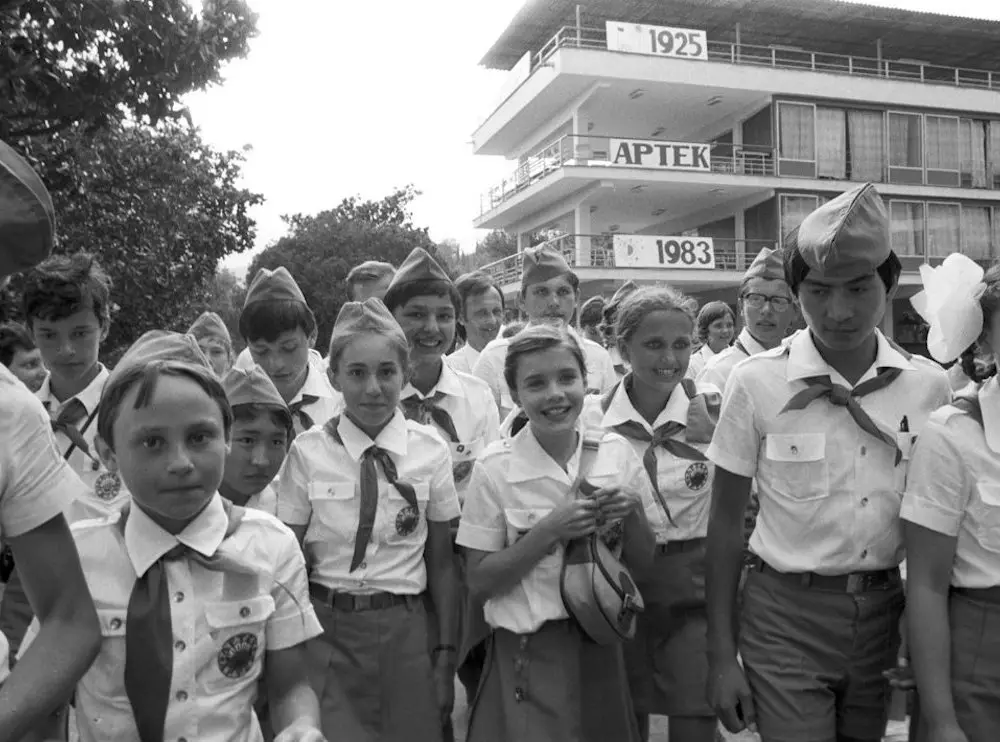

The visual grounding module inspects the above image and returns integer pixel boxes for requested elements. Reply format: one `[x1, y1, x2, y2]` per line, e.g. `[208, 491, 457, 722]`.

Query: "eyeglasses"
[742, 293, 793, 313]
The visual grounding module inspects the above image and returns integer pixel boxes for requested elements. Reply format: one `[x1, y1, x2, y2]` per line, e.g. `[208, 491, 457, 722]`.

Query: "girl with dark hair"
[687, 301, 735, 379]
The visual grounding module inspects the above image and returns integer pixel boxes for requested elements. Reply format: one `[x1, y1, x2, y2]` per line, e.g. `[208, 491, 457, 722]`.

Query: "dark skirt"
[467, 620, 640, 742]
[949, 590, 1000, 742]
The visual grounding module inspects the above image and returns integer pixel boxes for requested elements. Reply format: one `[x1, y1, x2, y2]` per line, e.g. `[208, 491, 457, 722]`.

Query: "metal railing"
[479, 234, 777, 285]
[480, 135, 775, 215]
[529, 25, 998, 90]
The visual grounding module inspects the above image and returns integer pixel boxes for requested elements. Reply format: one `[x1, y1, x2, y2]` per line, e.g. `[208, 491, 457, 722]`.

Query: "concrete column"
[574, 204, 592, 267]
[516, 231, 528, 252]
[881, 297, 896, 338]
[734, 209, 747, 272]
[572, 110, 592, 161]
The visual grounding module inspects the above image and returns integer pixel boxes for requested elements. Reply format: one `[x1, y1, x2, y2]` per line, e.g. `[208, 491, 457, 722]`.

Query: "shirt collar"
[507, 423, 582, 485]
[124, 493, 228, 577]
[785, 329, 914, 385]
[601, 376, 689, 432]
[401, 359, 464, 400]
[36, 364, 109, 416]
[979, 378, 1000, 454]
[336, 408, 409, 461]
[737, 328, 767, 356]
[290, 365, 336, 405]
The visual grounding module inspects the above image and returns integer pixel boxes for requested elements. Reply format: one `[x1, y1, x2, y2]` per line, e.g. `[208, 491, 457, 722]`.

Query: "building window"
[847, 110, 884, 182]
[994, 207, 1000, 255]
[890, 200, 925, 257]
[889, 112, 923, 184]
[926, 203, 960, 258]
[779, 102, 815, 161]
[817, 108, 846, 179]
[960, 119, 989, 188]
[779, 194, 818, 240]
[963, 206, 992, 260]
[925, 116, 959, 186]
[991, 122, 1000, 189]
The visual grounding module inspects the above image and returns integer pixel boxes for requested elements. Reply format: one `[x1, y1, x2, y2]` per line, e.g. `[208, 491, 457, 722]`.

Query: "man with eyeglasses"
[698, 247, 797, 393]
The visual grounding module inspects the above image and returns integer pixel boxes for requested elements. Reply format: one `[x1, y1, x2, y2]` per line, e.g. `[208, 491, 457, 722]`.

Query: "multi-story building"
[472, 0, 1000, 350]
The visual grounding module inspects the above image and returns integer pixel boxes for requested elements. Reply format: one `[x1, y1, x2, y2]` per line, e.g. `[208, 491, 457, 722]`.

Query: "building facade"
[471, 0, 1000, 352]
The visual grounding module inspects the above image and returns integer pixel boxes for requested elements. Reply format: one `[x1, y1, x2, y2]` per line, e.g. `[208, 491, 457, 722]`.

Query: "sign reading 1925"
[605, 21, 709, 61]
[613, 235, 716, 270]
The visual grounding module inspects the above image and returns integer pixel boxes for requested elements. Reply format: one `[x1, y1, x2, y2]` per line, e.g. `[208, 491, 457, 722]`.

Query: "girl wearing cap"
[580, 286, 722, 742]
[902, 255, 1000, 742]
[601, 281, 639, 379]
[458, 324, 660, 742]
[277, 299, 460, 742]
[686, 302, 735, 380]
[189, 311, 235, 377]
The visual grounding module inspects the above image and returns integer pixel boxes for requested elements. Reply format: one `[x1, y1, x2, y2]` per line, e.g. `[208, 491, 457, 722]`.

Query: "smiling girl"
[687, 301, 735, 379]
[582, 286, 721, 742]
[458, 325, 660, 742]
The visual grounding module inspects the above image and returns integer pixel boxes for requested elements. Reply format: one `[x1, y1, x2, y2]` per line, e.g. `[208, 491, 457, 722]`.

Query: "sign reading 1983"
[605, 21, 709, 61]
[613, 235, 716, 270]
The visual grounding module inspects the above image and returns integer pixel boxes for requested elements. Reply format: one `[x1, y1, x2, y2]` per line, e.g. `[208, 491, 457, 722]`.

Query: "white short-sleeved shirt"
[901, 378, 1000, 588]
[446, 343, 481, 376]
[64, 494, 321, 742]
[278, 411, 461, 595]
[582, 378, 721, 543]
[697, 329, 766, 393]
[472, 325, 617, 419]
[686, 343, 720, 380]
[456, 424, 661, 635]
[706, 329, 951, 574]
[36, 365, 109, 490]
[401, 362, 500, 498]
[246, 484, 277, 518]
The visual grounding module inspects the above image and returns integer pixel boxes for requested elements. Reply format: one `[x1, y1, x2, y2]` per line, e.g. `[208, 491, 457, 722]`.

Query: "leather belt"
[654, 537, 706, 555]
[751, 558, 900, 594]
[952, 585, 1000, 605]
[309, 583, 420, 612]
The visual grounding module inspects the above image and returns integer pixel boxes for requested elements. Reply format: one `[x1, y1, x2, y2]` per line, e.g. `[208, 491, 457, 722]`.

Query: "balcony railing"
[479, 234, 777, 285]
[529, 25, 998, 90]
[480, 135, 775, 215]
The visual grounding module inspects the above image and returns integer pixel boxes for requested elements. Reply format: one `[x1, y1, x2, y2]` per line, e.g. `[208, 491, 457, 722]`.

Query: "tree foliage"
[472, 230, 517, 267]
[0, 0, 258, 141]
[247, 186, 449, 352]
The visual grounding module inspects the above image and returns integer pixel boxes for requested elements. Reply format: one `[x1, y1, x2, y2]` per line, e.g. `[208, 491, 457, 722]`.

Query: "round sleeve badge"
[218, 632, 259, 679]
[395, 505, 420, 537]
[452, 460, 474, 485]
[94, 471, 122, 501]
[684, 462, 710, 491]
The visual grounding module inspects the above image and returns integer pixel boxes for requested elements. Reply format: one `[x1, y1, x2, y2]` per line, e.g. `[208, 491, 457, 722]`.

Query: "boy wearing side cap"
[698, 248, 798, 394]
[189, 311, 234, 377]
[235, 267, 340, 435]
[220, 366, 292, 517]
[472, 245, 617, 420]
[705, 184, 951, 742]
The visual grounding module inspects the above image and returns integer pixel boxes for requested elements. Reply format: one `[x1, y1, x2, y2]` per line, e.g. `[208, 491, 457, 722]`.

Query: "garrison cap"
[522, 245, 572, 288]
[244, 267, 306, 307]
[329, 298, 407, 351]
[795, 183, 891, 279]
[107, 330, 211, 390]
[387, 247, 451, 291]
[0, 139, 56, 278]
[187, 311, 232, 346]
[741, 247, 786, 286]
[222, 365, 287, 410]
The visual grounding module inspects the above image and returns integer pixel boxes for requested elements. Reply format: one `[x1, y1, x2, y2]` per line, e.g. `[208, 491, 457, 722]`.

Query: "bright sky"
[186, 0, 1000, 281]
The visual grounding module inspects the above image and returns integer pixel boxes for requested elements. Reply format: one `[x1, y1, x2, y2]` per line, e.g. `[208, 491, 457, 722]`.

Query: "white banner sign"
[609, 138, 711, 171]
[613, 235, 716, 270]
[605, 21, 708, 61]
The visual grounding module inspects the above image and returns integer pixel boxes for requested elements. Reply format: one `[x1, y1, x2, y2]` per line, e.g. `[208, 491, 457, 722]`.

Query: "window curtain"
[847, 110, 884, 182]
[890, 113, 922, 168]
[816, 108, 846, 178]
[890, 201, 924, 256]
[779, 103, 814, 160]
[927, 203, 960, 258]
[994, 208, 1000, 255]
[991, 122, 1000, 188]
[962, 206, 991, 259]
[780, 195, 818, 239]
[960, 120, 988, 188]
[925, 116, 959, 171]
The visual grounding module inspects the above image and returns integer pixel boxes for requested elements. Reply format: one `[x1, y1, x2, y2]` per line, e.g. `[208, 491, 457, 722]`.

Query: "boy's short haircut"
[0, 321, 36, 367]
[231, 402, 293, 435]
[22, 252, 113, 326]
[454, 271, 505, 318]
[781, 227, 901, 295]
[383, 278, 461, 315]
[346, 261, 396, 293]
[238, 300, 317, 343]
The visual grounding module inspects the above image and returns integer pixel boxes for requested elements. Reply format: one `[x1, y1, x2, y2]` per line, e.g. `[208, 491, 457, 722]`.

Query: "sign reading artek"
[609, 139, 711, 171]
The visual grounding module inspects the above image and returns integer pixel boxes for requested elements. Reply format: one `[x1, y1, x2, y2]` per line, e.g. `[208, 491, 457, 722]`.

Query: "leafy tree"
[0, 0, 258, 142]
[247, 186, 448, 352]
[8, 121, 262, 357]
[192, 267, 248, 353]
[472, 230, 517, 268]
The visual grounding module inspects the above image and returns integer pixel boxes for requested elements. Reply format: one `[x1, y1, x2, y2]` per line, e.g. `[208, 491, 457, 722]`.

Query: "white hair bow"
[910, 253, 986, 364]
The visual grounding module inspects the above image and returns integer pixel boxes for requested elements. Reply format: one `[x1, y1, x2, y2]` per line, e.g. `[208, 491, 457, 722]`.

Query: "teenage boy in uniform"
[236, 267, 340, 435]
[698, 247, 798, 393]
[189, 310, 234, 377]
[472, 245, 617, 421]
[704, 184, 951, 742]
[447, 271, 504, 376]
[0, 138, 101, 739]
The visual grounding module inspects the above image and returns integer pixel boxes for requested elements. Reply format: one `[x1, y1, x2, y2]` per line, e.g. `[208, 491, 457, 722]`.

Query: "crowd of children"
[3, 132, 1000, 742]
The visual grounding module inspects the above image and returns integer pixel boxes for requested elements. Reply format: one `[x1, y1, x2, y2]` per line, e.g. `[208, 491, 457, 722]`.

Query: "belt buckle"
[845, 573, 870, 593]
[354, 594, 374, 611]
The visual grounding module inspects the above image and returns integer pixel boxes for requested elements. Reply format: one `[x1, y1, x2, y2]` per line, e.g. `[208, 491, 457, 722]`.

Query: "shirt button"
[359, 561, 367, 570]
[110, 618, 122, 630]
[174, 640, 186, 652]
[175, 690, 188, 702]
[179, 738, 188, 742]
[174, 592, 185, 603]
[514, 687, 525, 702]
[861, 497, 869, 507]
[239, 606, 251, 618]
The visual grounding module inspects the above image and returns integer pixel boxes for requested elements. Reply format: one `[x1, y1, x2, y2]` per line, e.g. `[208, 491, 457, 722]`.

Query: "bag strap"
[570, 432, 604, 499]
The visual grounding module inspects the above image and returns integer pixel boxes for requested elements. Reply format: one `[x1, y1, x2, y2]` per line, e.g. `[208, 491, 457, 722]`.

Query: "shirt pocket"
[307, 482, 356, 542]
[504, 508, 553, 548]
[762, 433, 829, 501]
[384, 483, 431, 545]
[974, 483, 1000, 553]
[203, 594, 275, 690]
